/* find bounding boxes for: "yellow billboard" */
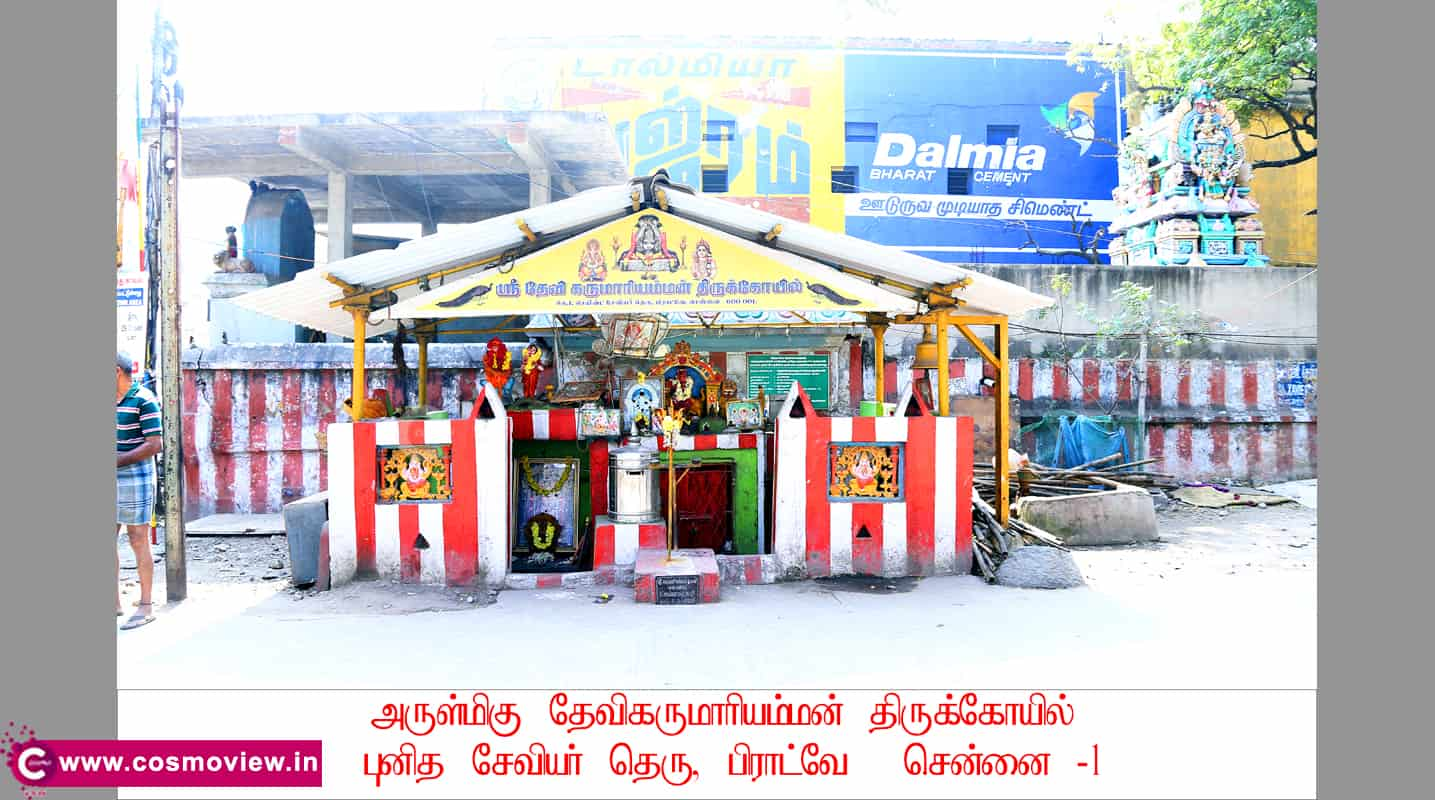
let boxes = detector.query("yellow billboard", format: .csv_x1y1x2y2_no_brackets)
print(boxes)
382,210,914,319
486,45,845,233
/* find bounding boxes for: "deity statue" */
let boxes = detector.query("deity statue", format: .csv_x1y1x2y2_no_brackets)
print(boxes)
482,337,511,397
520,342,544,398
665,367,704,419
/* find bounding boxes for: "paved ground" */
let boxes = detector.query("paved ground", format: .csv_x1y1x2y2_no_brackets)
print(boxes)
117,498,1316,691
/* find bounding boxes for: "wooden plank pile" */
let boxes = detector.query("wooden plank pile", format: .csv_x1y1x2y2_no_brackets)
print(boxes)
974,453,1180,502
969,496,1068,582
968,452,1178,582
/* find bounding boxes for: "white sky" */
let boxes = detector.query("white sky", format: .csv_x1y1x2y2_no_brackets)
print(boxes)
115,0,1191,344
120,0,1190,117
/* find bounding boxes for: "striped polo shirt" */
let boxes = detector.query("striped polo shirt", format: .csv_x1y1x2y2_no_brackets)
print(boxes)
117,384,162,453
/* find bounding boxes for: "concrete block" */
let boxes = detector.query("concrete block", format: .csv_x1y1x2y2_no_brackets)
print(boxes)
1014,483,1158,547
282,491,329,588
634,549,719,604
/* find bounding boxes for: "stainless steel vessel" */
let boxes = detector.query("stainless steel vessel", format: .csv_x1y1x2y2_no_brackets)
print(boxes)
608,446,661,523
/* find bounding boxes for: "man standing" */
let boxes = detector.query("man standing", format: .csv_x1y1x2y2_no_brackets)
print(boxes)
116,352,161,630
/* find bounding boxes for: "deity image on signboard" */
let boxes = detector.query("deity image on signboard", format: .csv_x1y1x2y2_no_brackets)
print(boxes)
577,237,608,282
377,445,452,503
690,239,716,279
827,443,903,501
612,214,683,278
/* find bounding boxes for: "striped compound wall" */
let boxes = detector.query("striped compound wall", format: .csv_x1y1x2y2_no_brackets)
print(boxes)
326,385,509,588
181,355,1314,518
881,356,1317,485
773,383,973,580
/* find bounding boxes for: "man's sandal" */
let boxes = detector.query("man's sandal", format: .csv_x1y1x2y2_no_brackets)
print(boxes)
120,603,155,630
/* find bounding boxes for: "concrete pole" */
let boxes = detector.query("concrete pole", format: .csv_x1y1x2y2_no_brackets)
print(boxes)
159,98,186,602
420,220,438,238
872,323,887,409
327,171,353,263
995,318,1011,527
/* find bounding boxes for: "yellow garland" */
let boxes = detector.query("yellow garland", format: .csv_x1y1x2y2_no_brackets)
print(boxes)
531,520,557,550
521,457,573,497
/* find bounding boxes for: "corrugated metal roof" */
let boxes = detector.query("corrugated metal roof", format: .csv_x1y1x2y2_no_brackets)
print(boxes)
326,184,634,288
659,183,1054,318
231,173,1053,336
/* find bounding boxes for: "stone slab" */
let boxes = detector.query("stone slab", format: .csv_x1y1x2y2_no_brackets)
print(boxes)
1014,483,1158,547
186,514,285,536
634,548,719,604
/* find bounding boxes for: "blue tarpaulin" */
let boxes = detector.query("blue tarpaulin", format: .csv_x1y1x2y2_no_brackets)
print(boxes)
1055,416,1131,469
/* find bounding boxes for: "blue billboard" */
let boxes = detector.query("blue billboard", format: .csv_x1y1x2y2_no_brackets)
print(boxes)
843,52,1122,263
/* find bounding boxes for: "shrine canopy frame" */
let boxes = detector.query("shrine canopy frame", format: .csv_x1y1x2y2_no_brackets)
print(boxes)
230,171,1054,524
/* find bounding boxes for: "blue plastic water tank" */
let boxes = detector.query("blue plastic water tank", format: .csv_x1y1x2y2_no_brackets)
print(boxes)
242,187,315,284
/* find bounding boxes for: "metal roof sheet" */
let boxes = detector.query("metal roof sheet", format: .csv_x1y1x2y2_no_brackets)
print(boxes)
232,174,1054,335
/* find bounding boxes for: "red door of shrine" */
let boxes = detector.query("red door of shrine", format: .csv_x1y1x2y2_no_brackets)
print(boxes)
659,463,733,552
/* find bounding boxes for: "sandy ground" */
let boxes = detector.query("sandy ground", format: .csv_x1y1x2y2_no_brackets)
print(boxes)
117,499,1316,691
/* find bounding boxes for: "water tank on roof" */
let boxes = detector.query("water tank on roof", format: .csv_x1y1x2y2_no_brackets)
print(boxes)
242,187,314,284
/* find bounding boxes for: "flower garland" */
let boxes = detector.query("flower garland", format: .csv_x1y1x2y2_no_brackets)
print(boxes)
521,457,572,497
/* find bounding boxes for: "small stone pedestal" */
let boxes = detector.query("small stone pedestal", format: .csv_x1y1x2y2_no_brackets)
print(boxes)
634,548,720,604
593,515,667,570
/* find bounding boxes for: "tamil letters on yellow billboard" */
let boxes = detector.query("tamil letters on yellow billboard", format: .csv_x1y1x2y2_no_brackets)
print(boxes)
553,48,845,231
392,211,912,318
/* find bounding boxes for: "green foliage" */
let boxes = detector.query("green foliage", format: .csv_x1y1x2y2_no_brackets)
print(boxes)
1036,274,1207,361
1070,0,1317,166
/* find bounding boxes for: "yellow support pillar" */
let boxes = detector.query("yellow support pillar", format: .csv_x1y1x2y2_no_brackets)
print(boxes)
995,317,1011,527
416,335,430,410
350,308,367,414
934,312,950,417
872,323,887,408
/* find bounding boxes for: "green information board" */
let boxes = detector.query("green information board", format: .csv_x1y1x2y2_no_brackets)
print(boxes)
747,353,830,409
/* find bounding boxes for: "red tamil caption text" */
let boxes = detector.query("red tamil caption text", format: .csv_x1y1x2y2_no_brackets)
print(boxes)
728,742,849,781
369,693,521,738
608,743,699,786
362,742,444,787
471,742,582,777
868,692,1075,735
550,692,843,736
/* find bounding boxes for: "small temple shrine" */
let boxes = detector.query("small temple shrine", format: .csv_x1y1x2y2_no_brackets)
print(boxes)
1107,80,1270,267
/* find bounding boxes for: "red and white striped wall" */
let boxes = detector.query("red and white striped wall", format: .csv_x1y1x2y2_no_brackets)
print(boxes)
181,354,1315,519
325,385,509,588
507,408,580,440
592,515,667,570
181,363,495,520
773,383,973,580
875,356,1317,485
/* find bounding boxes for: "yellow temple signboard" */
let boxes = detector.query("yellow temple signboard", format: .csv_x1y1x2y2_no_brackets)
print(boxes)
393,210,912,318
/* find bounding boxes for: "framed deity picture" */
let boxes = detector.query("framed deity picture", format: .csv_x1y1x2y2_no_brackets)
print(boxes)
512,456,580,555
375,445,453,504
826,442,905,503
725,400,763,431
577,403,622,439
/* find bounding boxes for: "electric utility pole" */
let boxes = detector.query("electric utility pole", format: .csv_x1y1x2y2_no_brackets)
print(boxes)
152,8,186,602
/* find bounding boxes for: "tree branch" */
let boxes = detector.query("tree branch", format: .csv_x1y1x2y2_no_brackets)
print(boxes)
1252,149,1317,169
